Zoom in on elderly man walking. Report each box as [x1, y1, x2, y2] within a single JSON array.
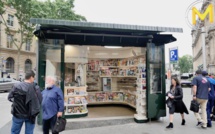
[[42, 76, 64, 134]]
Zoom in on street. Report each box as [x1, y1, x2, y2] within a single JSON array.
[[0, 87, 215, 134], [0, 92, 12, 129]]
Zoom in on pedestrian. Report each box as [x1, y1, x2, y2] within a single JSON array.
[[192, 70, 211, 129], [210, 73, 215, 79], [42, 76, 64, 134], [7, 74, 10, 78], [8, 70, 42, 134], [203, 71, 215, 127], [166, 77, 189, 129]]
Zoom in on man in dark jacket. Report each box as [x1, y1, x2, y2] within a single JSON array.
[[8, 70, 42, 134], [192, 70, 211, 129]]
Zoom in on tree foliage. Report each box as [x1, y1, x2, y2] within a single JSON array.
[[0, 0, 86, 78], [178, 55, 193, 73], [32, 0, 86, 21]]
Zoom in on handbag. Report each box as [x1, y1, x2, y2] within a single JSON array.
[[166, 98, 173, 108], [190, 100, 199, 112], [52, 117, 67, 133]]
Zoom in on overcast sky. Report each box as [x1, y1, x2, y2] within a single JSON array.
[[73, 0, 198, 63]]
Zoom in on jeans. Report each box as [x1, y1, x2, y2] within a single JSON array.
[[194, 98, 208, 127], [43, 115, 58, 134], [11, 116, 35, 134]]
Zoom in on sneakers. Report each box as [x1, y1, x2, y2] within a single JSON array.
[[201, 126, 207, 129], [196, 122, 207, 129], [196, 122, 202, 126]]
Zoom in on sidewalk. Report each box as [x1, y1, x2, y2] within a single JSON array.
[[1, 87, 214, 134], [61, 87, 214, 134]]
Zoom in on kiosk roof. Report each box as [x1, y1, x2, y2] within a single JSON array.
[[31, 18, 183, 47]]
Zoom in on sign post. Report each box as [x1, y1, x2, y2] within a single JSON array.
[[169, 47, 178, 63], [169, 47, 179, 84]]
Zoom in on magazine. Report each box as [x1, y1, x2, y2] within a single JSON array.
[[95, 93, 107, 102], [81, 97, 87, 104], [68, 97, 75, 104], [75, 98, 81, 104], [67, 106, 85, 113], [87, 95, 96, 102], [67, 88, 74, 95]]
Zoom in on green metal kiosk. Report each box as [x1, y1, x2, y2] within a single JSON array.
[[31, 18, 182, 125]]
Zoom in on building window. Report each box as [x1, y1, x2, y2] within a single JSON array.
[[7, 35, 13, 48], [26, 40, 31, 51], [25, 59, 32, 73], [6, 57, 15, 73], [7, 14, 14, 26]]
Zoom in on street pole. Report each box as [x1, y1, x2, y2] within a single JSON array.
[[201, 27, 206, 70], [169, 48, 171, 85], [0, 57, 3, 78]]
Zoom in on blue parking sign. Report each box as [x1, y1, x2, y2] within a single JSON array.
[[169, 47, 178, 62]]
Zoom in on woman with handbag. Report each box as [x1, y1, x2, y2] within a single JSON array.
[[166, 77, 189, 129]]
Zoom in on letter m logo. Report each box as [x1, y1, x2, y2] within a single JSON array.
[[192, 4, 214, 25]]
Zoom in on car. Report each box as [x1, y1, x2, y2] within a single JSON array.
[[0, 78, 20, 92], [180, 73, 192, 87]]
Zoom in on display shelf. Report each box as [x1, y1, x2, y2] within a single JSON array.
[[64, 86, 88, 88], [87, 82, 98, 84], [86, 56, 146, 120], [64, 86, 88, 117], [65, 94, 88, 97], [88, 91, 124, 94], [100, 65, 138, 68], [87, 75, 100, 77], [87, 91, 136, 107], [135, 62, 147, 122], [100, 76, 137, 78], [87, 89, 101, 91], [88, 101, 136, 109], [100, 66, 118, 68], [65, 111, 88, 115], [86, 70, 100, 92], [65, 103, 88, 106]]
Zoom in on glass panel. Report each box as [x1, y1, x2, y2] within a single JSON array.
[[148, 43, 163, 94], [42, 39, 63, 88], [64, 45, 88, 87]]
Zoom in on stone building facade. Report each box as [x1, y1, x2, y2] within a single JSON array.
[[0, 3, 36, 79], [192, 0, 215, 74]]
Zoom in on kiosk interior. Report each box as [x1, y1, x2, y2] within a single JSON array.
[[31, 18, 183, 123]]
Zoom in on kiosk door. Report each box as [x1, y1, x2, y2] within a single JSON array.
[[147, 43, 166, 119]]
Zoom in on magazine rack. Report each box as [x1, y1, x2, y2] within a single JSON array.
[[86, 55, 147, 122], [64, 86, 88, 117]]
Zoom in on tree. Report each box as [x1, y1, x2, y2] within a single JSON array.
[[178, 55, 193, 74], [0, 0, 86, 79], [0, 0, 38, 79], [32, 0, 86, 21]]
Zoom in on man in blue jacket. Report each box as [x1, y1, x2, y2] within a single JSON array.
[[202, 71, 215, 127], [42, 76, 64, 134]]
